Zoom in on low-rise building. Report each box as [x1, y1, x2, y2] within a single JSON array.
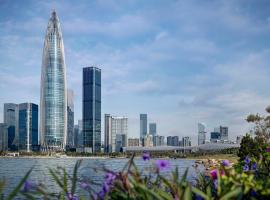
[[128, 138, 140, 147], [142, 134, 153, 147]]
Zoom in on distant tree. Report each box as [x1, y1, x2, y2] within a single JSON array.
[[237, 134, 261, 161], [238, 106, 270, 161], [246, 106, 270, 144]]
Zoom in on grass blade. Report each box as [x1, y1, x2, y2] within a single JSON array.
[[71, 160, 82, 196], [7, 167, 33, 200]]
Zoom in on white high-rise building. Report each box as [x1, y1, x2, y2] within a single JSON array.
[[104, 114, 128, 153], [40, 10, 67, 150], [198, 123, 206, 145]]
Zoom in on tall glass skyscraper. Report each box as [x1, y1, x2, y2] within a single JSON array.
[[3, 103, 19, 150], [19, 103, 38, 152], [40, 10, 67, 150], [198, 123, 206, 145], [140, 114, 147, 141], [149, 123, 157, 136], [83, 67, 101, 153]]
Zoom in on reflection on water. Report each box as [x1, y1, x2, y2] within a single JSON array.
[[0, 157, 198, 196]]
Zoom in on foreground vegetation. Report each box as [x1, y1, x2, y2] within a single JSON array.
[[1, 107, 270, 199]]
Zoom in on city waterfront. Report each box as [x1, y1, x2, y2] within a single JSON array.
[[0, 157, 197, 196]]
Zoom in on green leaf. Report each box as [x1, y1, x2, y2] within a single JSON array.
[[183, 185, 192, 200], [192, 187, 209, 200], [63, 168, 68, 193], [48, 168, 64, 189], [180, 168, 189, 183], [7, 167, 33, 200], [71, 160, 82, 196], [220, 187, 242, 200]]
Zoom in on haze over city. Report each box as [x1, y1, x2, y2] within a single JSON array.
[[1, 0, 270, 144]]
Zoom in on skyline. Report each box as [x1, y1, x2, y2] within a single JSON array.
[[1, 0, 270, 144]]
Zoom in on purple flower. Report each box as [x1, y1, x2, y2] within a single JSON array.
[[66, 192, 79, 200], [104, 172, 116, 185], [243, 164, 249, 172], [221, 160, 230, 167], [23, 180, 35, 192], [155, 160, 170, 171], [102, 183, 110, 193], [244, 156, 250, 164], [80, 182, 89, 190], [210, 169, 218, 180], [97, 190, 105, 200], [251, 162, 257, 170], [142, 152, 150, 161], [267, 147, 270, 153], [195, 195, 203, 200], [251, 189, 257, 197]]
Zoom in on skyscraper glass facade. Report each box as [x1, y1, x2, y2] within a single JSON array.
[[4, 103, 19, 150], [83, 67, 101, 153], [104, 114, 128, 153], [198, 123, 206, 145], [149, 123, 157, 136], [40, 10, 67, 150], [19, 103, 38, 152], [140, 114, 147, 141], [67, 89, 74, 147]]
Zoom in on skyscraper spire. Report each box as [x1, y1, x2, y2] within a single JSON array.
[[40, 10, 67, 151]]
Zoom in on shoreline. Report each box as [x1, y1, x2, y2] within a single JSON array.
[[0, 153, 238, 162]]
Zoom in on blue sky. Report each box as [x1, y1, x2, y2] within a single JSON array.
[[1, 0, 270, 144]]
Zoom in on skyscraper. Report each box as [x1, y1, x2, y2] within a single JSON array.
[[140, 114, 147, 141], [104, 114, 128, 153], [149, 123, 157, 136], [167, 136, 179, 146], [214, 126, 229, 141], [40, 10, 67, 150], [67, 89, 74, 147], [182, 136, 191, 147], [0, 123, 8, 151], [83, 67, 101, 153], [3, 103, 19, 150], [153, 135, 165, 146], [198, 123, 206, 145], [18, 103, 38, 152]]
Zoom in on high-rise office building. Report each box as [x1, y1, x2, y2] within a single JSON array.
[[3, 103, 19, 150], [73, 124, 79, 148], [182, 136, 191, 147], [115, 134, 127, 152], [104, 114, 128, 153], [214, 126, 228, 141], [167, 136, 179, 146], [153, 135, 165, 146], [0, 123, 8, 151], [198, 123, 206, 145], [83, 67, 101, 153], [210, 132, 221, 143], [40, 10, 67, 150], [18, 103, 38, 152], [67, 89, 74, 147], [149, 123, 157, 136], [74, 120, 83, 148], [140, 114, 147, 141]]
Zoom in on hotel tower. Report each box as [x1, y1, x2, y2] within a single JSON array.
[[40, 10, 67, 150]]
